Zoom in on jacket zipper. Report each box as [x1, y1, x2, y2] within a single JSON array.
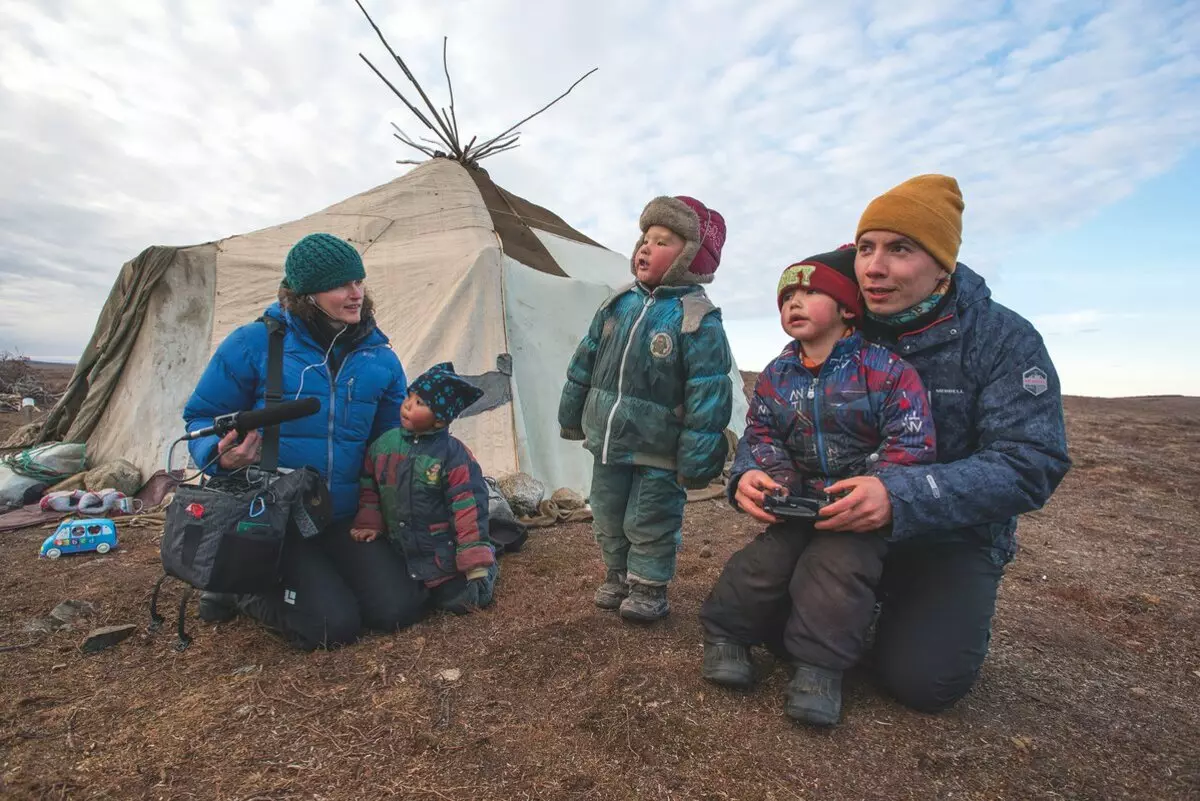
[[344, 378, 355, 426], [323, 346, 382, 491], [602, 293, 655, 464], [809, 376, 830, 477]]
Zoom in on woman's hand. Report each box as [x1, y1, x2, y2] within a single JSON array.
[[350, 528, 378, 543], [732, 470, 783, 525], [217, 430, 261, 470]]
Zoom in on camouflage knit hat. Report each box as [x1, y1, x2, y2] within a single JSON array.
[[408, 362, 485, 424]]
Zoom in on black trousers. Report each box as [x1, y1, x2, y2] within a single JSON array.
[[239, 521, 428, 651], [700, 523, 888, 671], [700, 526, 1003, 713]]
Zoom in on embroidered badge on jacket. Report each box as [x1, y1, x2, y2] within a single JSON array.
[[1022, 367, 1048, 396], [650, 332, 674, 359]]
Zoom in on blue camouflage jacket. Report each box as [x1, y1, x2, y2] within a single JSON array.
[[558, 282, 734, 487], [730, 332, 937, 501], [861, 264, 1070, 563]]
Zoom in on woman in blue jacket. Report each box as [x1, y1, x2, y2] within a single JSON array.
[[183, 233, 425, 651]]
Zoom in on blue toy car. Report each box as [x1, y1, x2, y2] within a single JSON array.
[[40, 518, 118, 559]]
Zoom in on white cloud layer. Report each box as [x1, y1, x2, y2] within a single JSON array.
[[1, 0, 1198, 388]]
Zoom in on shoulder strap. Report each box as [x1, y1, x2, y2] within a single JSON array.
[[259, 317, 286, 473]]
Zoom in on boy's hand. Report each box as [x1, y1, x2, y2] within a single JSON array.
[[733, 470, 783, 525], [350, 528, 378, 543], [815, 476, 892, 532]]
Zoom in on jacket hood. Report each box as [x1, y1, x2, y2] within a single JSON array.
[[950, 263, 991, 310]]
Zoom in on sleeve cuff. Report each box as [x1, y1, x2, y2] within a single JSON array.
[[560, 427, 586, 441]]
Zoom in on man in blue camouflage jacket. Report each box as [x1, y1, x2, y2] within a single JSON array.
[[733, 174, 1070, 712]]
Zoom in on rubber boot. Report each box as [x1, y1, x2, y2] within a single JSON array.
[[785, 663, 843, 727], [701, 641, 754, 689]]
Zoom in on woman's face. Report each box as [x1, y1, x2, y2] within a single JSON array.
[[311, 280, 366, 325]]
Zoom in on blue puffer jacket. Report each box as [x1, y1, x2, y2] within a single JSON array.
[[558, 282, 733, 488], [183, 303, 407, 521], [862, 264, 1071, 563]]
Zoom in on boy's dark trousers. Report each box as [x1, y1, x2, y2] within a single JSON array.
[[699, 522, 887, 670]]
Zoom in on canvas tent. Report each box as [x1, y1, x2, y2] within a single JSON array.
[[39, 158, 750, 495]]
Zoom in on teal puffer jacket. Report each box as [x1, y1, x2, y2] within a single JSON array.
[[558, 282, 733, 487]]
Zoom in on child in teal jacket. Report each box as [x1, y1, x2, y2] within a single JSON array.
[[559, 195, 733, 622]]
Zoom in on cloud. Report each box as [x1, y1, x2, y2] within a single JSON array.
[[0, 0, 1198, 369]]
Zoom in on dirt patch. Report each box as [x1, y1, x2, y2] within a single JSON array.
[[0, 396, 1197, 799]]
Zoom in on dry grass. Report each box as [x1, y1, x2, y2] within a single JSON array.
[[0, 394, 1197, 800]]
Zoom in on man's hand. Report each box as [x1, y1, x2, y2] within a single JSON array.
[[816, 476, 892, 532], [350, 528, 378, 543], [733, 470, 783, 525], [217, 429, 261, 470]]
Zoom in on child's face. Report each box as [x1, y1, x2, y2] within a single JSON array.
[[780, 288, 849, 342], [634, 225, 685, 287], [400, 392, 440, 433]]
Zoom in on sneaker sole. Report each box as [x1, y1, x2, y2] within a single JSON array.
[[785, 702, 840, 727], [617, 606, 670, 623], [701, 667, 754, 690]]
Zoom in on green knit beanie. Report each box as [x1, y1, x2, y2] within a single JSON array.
[[283, 233, 366, 295]]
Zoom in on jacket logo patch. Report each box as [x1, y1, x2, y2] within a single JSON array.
[[650, 332, 674, 359], [1022, 367, 1048, 396], [424, 464, 442, 484]]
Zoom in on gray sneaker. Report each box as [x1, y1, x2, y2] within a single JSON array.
[[785, 663, 843, 727], [702, 641, 754, 689], [197, 592, 238, 624], [618, 582, 669, 622], [593, 570, 629, 610]]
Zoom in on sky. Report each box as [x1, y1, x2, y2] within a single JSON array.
[[0, 0, 1197, 397]]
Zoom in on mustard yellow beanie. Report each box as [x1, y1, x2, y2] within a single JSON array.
[[856, 174, 964, 272]]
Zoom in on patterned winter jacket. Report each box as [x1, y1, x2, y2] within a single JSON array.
[[184, 303, 406, 521], [730, 332, 936, 508], [558, 282, 734, 488], [353, 427, 494, 585], [860, 264, 1071, 564]]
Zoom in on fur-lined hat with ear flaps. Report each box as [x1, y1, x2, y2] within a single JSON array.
[[632, 196, 726, 286]]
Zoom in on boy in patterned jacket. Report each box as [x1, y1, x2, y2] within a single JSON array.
[[352, 362, 498, 615], [698, 246, 936, 726], [559, 195, 734, 622]]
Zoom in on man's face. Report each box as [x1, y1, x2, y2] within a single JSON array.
[[634, 225, 685, 287], [854, 231, 947, 315]]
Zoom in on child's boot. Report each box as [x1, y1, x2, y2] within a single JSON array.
[[619, 581, 669, 622], [593, 570, 629, 610], [701, 640, 754, 689], [785, 662, 843, 726]]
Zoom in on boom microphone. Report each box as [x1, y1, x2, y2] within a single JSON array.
[[182, 397, 322, 441]]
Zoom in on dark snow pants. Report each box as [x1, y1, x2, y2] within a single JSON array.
[[699, 522, 888, 671], [238, 520, 427, 651], [700, 525, 1003, 713]]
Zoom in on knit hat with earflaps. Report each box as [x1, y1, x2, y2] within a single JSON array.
[[777, 245, 863, 319], [408, 362, 486, 424], [632, 196, 727, 286], [856, 174, 964, 273], [283, 233, 366, 295]]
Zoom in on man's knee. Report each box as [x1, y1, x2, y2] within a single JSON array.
[[877, 650, 982, 713], [292, 606, 362, 651]]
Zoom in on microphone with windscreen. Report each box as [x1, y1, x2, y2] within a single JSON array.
[[182, 397, 322, 441]]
